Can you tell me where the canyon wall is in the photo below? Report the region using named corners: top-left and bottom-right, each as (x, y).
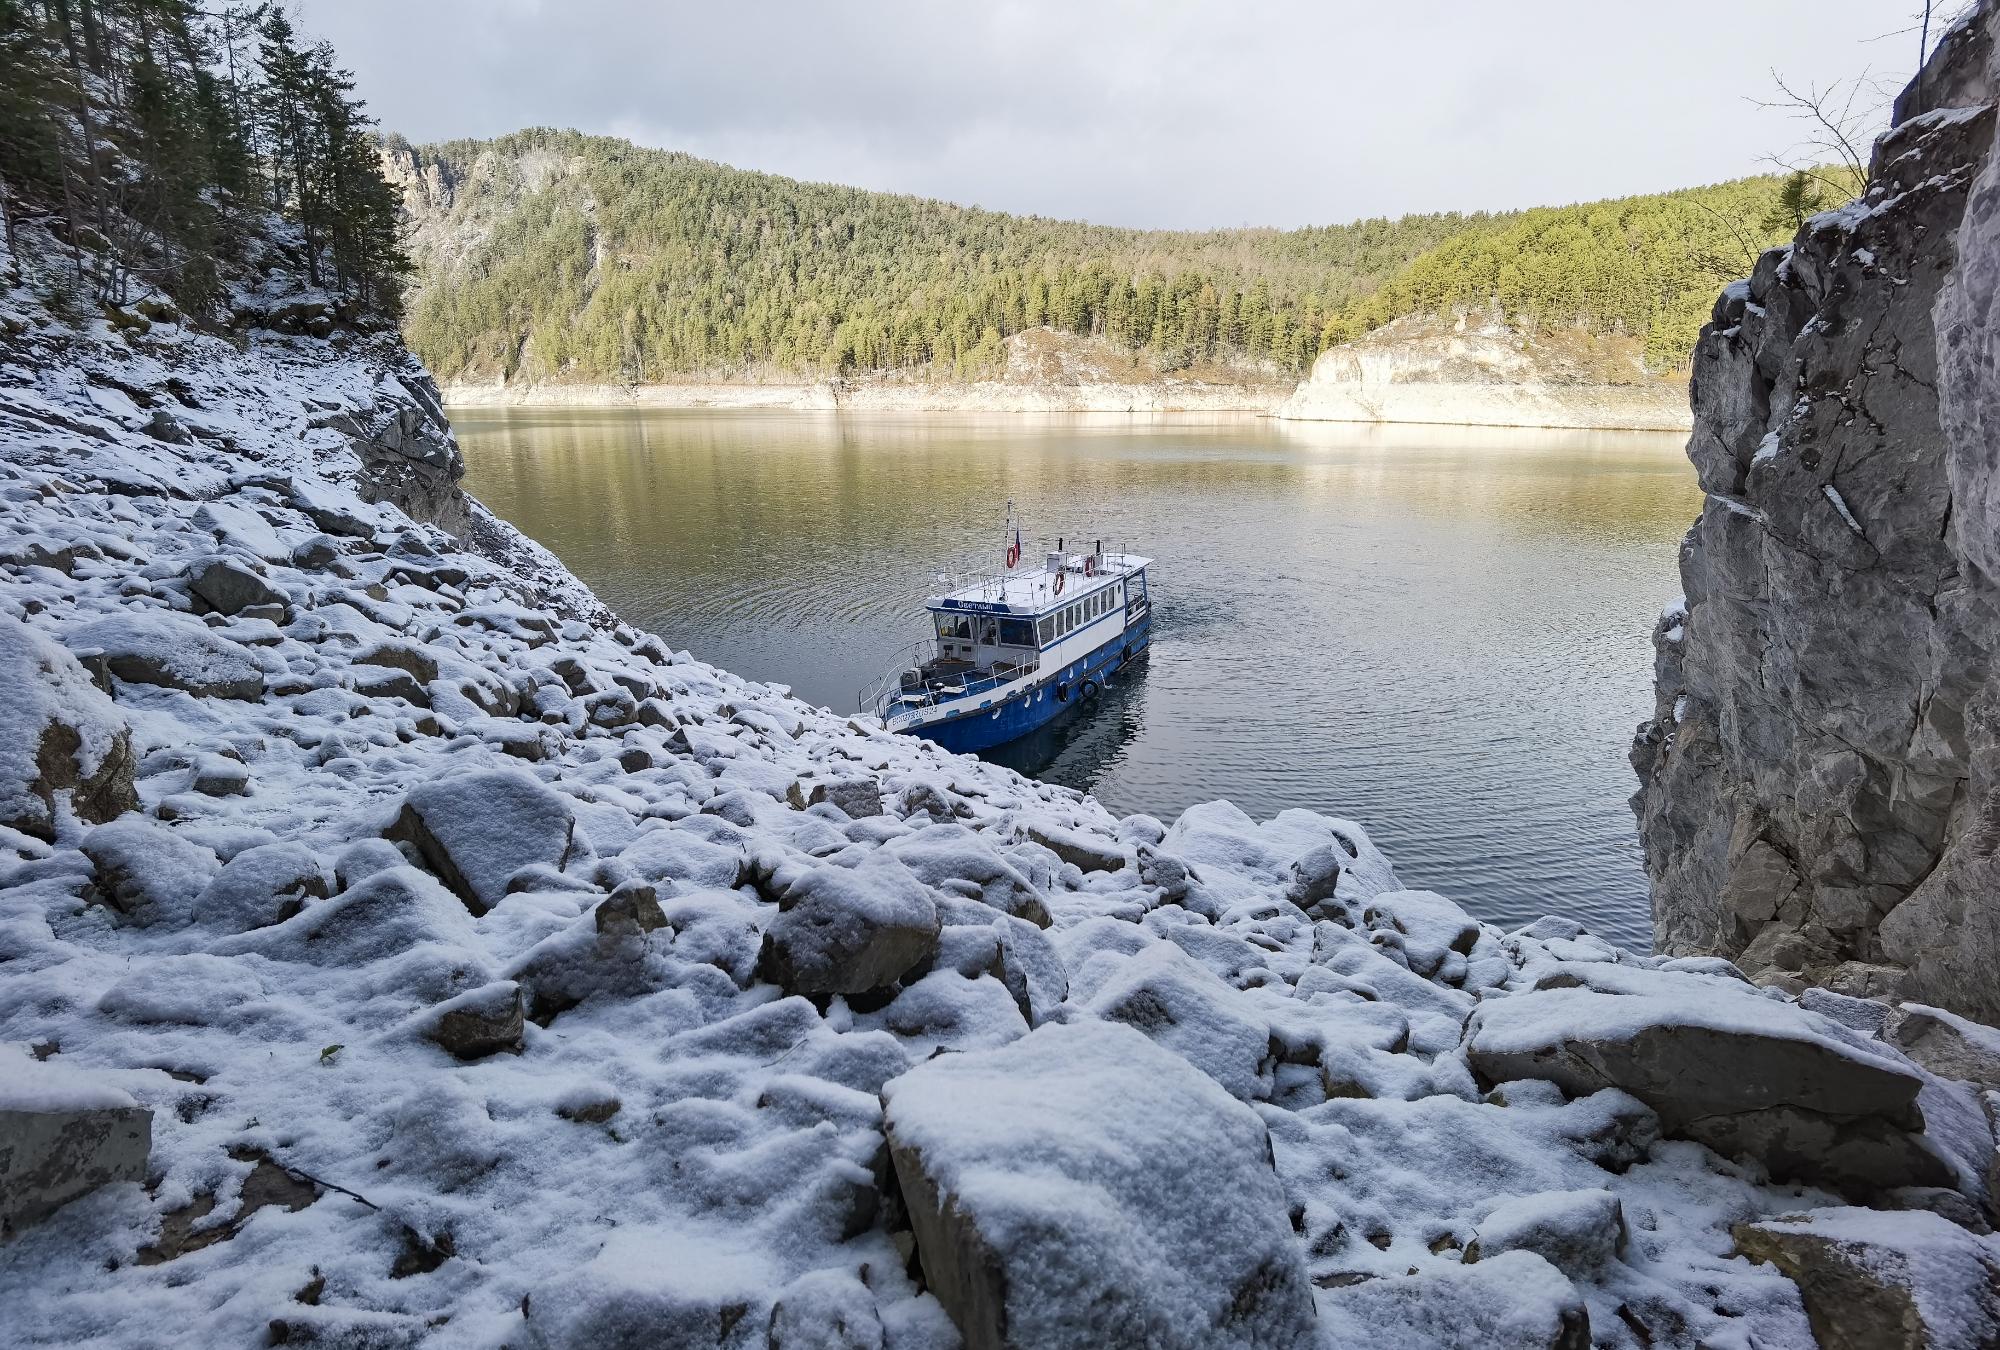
top-left (1634, 5), bottom-right (2000, 1022)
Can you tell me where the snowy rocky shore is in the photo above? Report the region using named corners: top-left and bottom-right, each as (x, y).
top-left (4, 239), bottom-right (2000, 1347)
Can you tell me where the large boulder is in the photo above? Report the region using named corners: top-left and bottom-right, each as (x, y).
top-left (386, 768), bottom-right (579, 915)
top-left (185, 557), bottom-right (285, 616)
top-left (1466, 982), bottom-right (1953, 1195)
top-left (65, 611), bottom-right (266, 700)
top-left (80, 817), bottom-right (220, 927)
top-left (215, 865), bottom-right (480, 969)
top-left (1733, 1207), bottom-right (2000, 1350)
top-left (0, 1045), bottom-right (152, 1236)
top-left (191, 841), bottom-right (333, 932)
top-left (0, 613), bottom-right (137, 840)
top-left (758, 852), bottom-right (941, 997)
top-left (881, 1019), bottom-right (1318, 1350)
top-left (1886, 1003), bottom-right (2000, 1089)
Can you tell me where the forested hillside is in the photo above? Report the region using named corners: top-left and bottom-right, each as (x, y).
top-left (0, 0), bottom-right (407, 321)
top-left (393, 128), bottom-right (1824, 387)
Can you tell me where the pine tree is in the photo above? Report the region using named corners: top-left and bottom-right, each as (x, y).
top-left (1760, 170), bottom-right (1829, 234)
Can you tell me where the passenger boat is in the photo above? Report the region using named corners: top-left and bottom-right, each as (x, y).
top-left (860, 516), bottom-right (1153, 754)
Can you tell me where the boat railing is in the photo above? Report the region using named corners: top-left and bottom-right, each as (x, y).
top-left (857, 640), bottom-right (1042, 727)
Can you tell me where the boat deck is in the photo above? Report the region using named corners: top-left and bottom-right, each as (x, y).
top-left (887, 654), bottom-right (1039, 714)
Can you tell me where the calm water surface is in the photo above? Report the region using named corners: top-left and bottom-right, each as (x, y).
top-left (455, 410), bottom-right (1699, 950)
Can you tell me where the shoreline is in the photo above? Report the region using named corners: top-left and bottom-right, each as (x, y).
top-left (441, 379), bottom-right (1697, 432)
top-left (440, 380), bottom-right (1276, 415)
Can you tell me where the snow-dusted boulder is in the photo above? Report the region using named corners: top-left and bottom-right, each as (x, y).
top-left (385, 767), bottom-right (580, 915)
top-left (191, 841), bottom-right (332, 932)
top-left (1084, 941), bottom-right (1273, 1100)
top-left (0, 1044), bottom-right (151, 1235)
top-left (184, 556), bottom-right (285, 616)
top-left (416, 980), bottom-right (524, 1060)
top-left (217, 865), bottom-right (479, 969)
top-left (0, 612), bottom-right (136, 839)
top-left (64, 611), bottom-right (267, 700)
top-left (1733, 1207), bottom-right (2000, 1349)
top-left (1316, 1249), bottom-right (1591, 1350)
top-left (881, 1019), bottom-right (1317, 1350)
top-left (523, 1226), bottom-right (774, 1348)
top-left (1466, 1188), bottom-right (1627, 1278)
top-left (758, 852), bottom-right (941, 996)
top-left (1886, 1003), bottom-right (2000, 1089)
top-left (1466, 975), bottom-right (1953, 1195)
top-left (80, 816), bottom-right (219, 926)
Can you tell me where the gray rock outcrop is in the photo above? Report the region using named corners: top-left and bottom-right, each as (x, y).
top-left (1633, 1), bottom-right (2000, 1023)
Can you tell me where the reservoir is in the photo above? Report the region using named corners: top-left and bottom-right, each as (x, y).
top-left (456, 409), bottom-right (1699, 950)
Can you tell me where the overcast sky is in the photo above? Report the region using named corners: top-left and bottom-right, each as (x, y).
top-left (301, 0), bottom-right (1921, 231)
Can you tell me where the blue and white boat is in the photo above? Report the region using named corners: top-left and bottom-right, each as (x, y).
top-left (860, 530), bottom-right (1153, 754)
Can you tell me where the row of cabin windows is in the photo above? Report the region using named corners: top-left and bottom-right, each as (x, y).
top-left (1035, 582), bottom-right (1122, 646)
top-left (935, 613), bottom-right (1039, 647)
top-left (936, 579), bottom-right (1135, 653)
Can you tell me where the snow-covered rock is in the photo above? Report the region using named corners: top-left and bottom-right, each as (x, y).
top-left (1467, 971), bottom-right (1953, 1195)
top-left (1733, 1207), bottom-right (2000, 1349)
top-left (0, 612), bottom-right (136, 839)
top-left (882, 1020), bottom-right (1318, 1350)
top-left (759, 852), bottom-right (942, 996)
top-left (385, 768), bottom-right (580, 915)
top-left (0, 1044), bottom-right (152, 1236)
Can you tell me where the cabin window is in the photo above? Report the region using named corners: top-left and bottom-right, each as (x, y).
top-left (999, 618), bottom-right (1035, 646)
top-left (1038, 616), bottom-right (1054, 645)
top-left (979, 619), bottom-right (1000, 646)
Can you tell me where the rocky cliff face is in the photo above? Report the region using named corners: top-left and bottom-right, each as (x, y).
top-left (1634, 3), bottom-right (2000, 1022)
top-left (1274, 313), bottom-right (1692, 431)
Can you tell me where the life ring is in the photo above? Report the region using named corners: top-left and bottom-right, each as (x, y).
top-left (1053, 570), bottom-right (1066, 596)
top-left (1083, 555), bottom-right (1097, 577)
top-left (1005, 541), bottom-right (1020, 569)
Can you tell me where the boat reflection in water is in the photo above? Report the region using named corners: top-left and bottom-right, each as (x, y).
top-left (982, 648), bottom-right (1151, 789)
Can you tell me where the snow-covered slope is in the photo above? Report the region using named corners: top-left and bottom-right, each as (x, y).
top-left (2, 222), bottom-right (1998, 1347)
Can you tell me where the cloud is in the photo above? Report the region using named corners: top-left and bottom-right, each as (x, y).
top-left (300, 0), bottom-right (1901, 229)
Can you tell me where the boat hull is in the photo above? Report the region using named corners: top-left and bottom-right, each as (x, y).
top-left (909, 615), bottom-right (1151, 754)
